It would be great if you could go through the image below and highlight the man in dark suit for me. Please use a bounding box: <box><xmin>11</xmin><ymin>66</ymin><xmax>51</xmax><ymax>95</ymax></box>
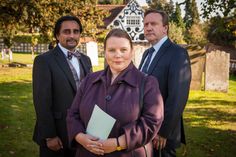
<box><xmin>32</xmin><ymin>15</ymin><xmax>92</xmax><ymax>157</ymax></box>
<box><xmin>139</xmin><ymin>10</ymin><xmax>191</xmax><ymax>157</ymax></box>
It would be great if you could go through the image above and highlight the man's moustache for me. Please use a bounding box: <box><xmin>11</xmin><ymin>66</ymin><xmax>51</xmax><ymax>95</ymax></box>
<box><xmin>66</xmin><ymin>39</ymin><xmax>77</xmax><ymax>42</ymax></box>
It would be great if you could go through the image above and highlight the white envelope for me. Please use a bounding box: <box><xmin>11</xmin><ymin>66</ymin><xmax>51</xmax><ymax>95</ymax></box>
<box><xmin>86</xmin><ymin>104</ymin><xmax>116</xmax><ymax>140</ymax></box>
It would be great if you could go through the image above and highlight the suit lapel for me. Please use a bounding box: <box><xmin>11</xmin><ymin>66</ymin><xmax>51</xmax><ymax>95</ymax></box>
<box><xmin>147</xmin><ymin>39</ymin><xmax>172</xmax><ymax>74</ymax></box>
<box><xmin>53</xmin><ymin>46</ymin><xmax>77</xmax><ymax>92</ymax></box>
<box><xmin>79</xmin><ymin>55</ymin><xmax>90</xmax><ymax>75</ymax></box>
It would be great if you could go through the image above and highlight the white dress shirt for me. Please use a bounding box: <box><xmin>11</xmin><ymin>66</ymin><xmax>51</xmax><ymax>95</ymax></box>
<box><xmin>141</xmin><ymin>36</ymin><xmax>168</xmax><ymax>70</ymax></box>
<box><xmin>58</xmin><ymin>43</ymin><xmax>80</xmax><ymax>79</ymax></box>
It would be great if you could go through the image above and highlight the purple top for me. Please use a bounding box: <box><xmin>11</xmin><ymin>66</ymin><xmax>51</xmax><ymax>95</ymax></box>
<box><xmin>67</xmin><ymin>63</ymin><xmax>163</xmax><ymax>157</ymax></box>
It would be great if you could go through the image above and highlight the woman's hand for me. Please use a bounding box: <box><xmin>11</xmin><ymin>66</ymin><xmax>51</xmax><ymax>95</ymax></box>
<box><xmin>99</xmin><ymin>138</ymin><xmax>117</xmax><ymax>153</ymax></box>
<box><xmin>75</xmin><ymin>133</ymin><xmax>104</xmax><ymax>155</ymax></box>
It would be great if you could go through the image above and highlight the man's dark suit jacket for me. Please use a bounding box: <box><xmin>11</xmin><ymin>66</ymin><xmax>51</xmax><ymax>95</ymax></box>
<box><xmin>32</xmin><ymin>45</ymin><xmax>92</xmax><ymax>148</ymax></box>
<box><xmin>139</xmin><ymin>38</ymin><xmax>191</xmax><ymax>148</ymax></box>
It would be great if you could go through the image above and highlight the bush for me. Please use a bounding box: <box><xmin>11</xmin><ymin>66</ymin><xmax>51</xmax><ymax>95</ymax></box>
<box><xmin>13</xmin><ymin>34</ymin><xmax>50</xmax><ymax>44</ymax></box>
<box><xmin>169</xmin><ymin>22</ymin><xmax>186</xmax><ymax>44</ymax></box>
<box><xmin>187</xmin><ymin>23</ymin><xmax>207</xmax><ymax>45</ymax></box>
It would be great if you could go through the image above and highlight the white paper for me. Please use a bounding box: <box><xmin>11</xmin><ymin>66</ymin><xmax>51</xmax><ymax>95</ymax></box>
<box><xmin>86</xmin><ymin>104</ymin><xmax>116</xmax><ymax>140</ymax></box>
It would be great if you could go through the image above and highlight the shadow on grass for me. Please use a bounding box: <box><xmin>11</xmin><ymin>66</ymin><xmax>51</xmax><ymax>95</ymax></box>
<box><xmin>186</xmin><ymin>108</ymin><xmax>236</xmax><ymax>123</ymax></box>
<box><xmin>178</xmin><ymin>124</ymin><xmax>236</xmax><ymax>157</ymax></box>
<box><xmin>230</xmin><ymin>75</ymin><xmax>236</xmax><ymax>81</ymax></box>
<box><xmin>0</xmin><ymin>81</ymin><xmax>38</xmax><ymax>157</ymax></box>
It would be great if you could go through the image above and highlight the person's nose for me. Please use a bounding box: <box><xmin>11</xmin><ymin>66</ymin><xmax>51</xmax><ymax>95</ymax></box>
<box><xmin>69</xmin><ymin>32</ymin><xmax>75</xmax><ymax>38</ymax></box>
<box><xmin>114</xmin><ymin>51</ymin><xmax>122</xmax><ymax>58</ymax></box>
<box><xmin>145</xmin><ymin>23</ymin><xmax>152</xmax><ymax>31</ymax></box>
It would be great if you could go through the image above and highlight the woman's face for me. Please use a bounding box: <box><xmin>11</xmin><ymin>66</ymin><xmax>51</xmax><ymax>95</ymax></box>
<box><xmin>105</xmin><ymin>37</ymin><xmax>133</xmax><ymax>75</ymax></box>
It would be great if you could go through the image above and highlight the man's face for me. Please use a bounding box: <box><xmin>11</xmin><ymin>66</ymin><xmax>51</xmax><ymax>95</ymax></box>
<box><xmin>56</xmin><ymin>20</ymin><xmax>81</xmax><ymax>51</ymax></box>
<box><xmin>144</xmin><ymin>13</ymin><xmax>168</xmax><ymax>45</ymax></box>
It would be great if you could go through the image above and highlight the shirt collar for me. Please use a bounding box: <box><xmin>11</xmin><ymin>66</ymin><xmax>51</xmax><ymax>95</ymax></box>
<box><xmin>58</xmin><ymin>43</ymin><xmax>73</xmax><ymax>57</ymax></box>
<box><xmin>152</xmin><ymin>36</ymin><xmax>168</xmax><ymax>52</ymax></box>
<box><xmin>92</xmin><ymin>62</ymin><xmax>138</xmax><ymax>88</ymax></box>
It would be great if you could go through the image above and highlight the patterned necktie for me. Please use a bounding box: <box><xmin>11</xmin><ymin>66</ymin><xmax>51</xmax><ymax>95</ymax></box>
<box><xmin>67</xmin><ymin>50</ymin><xmax>81</xmax><ymax>88</ymax></box>
<box><xmin>141</xmin><ymin>47</ymin><xmax>155</xmax><ymax>74</ymax></box>
<box><xmin>67</xmin><ymin>51</ymin><xmax>80</xmax><ymax>60</ymax></box>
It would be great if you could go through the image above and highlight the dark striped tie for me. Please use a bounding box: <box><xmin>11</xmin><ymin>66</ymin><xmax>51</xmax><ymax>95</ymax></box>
<box><xmin>141</xmin><ymin>47</ymin><xmax>155</xmax><ymax>74</ymax></box>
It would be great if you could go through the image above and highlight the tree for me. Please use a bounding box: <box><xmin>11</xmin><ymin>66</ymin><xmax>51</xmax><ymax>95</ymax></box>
<box><xmin>168</xmin><ymin>22</ymin><xmax>186</xmax><ymax>44</ymax></box>
<box><xmin>184</xmin><ymin>0</ymin><xmax>200</xmax><ymax>29</ymax></box>
<box><xmin>98</xmin><ymin>0</ymin><xmax>124</xmax><ymax>4</ymax></box>
<box><xmin>0</xmin><ymin>0</ymin><xmax>109</xmax><ymax>56</ymax></box>
<box><xmin>171</xmin><ymin>2</ymin><xmax>185</xmax><ymax>31</ymax></box>
<box><xmin>0</xmin><ymin>0</ymin><xmax>24</xmax><ymax>49</ymax></box>
<box><xmin>183</xmin><ymin>0</ymin><xmax>192</xmax><ymax>29</ymax></box>
<box><xmin>191</xmin><ymin>0</ymin><xmax>200</xmax><ymax>24</ymax></box>
<box><xmin>149</xmin><ymin>0</ymin><xmax>174</xmax><ymax>17</ymax></box>
<box><xmin>201</xmin><ymin>0</ymin><xmax>236</xmax><ymax>19</ymax></box>
<box><xmin>206</xmin><ymin>16</ymin><xmax>236</xmax><ymax>46</ymax></box>
<box><xmin>201</xmin><ymin>0</ymin><xmax>236</xmax><ymax>47</ymax></box>
<box><xmin>188</xmin><ymin>24</ymin><xmax>207</xmax><ymax>45</ymax></box>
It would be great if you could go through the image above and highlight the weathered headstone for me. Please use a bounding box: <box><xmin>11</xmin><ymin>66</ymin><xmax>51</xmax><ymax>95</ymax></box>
<box><xmin>133</xmin><ymin>44</ymin><xmax>148</xmax><ymax>67</ymax></box>
<box><xmin>205</xmin><ymin>50</ymin><xmax>230</xmax><ymax>92</ymax></box>
<box><xmin>86</xmin><ymin>41</ymin><xmax>98</xmax><ymax>66</ymax></box>
<box><xmin>132</xmin><ymin>43</ymin><xmax>151</xmax><ymax>67</ymax></box>
<box><xmin>1</xmin><ymin>49</ymin><xmax>5</xmax><ymax>59</ymax></box>
<box><xmin>8</xmin><ymin>49</ymin><xmax>13</xmax><ymax>61</ymax></box>
<box><xmin>186</xmin><ymin>45</ymin><xmax>205</xmax><ymax>90</ymax></box>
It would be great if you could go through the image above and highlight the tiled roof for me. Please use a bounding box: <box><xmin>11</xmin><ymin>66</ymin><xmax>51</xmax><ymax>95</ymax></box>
<box><xmin>97</xmin><ymin>5</ymin><xmax>125</xmax><ymax>27</ymax></box>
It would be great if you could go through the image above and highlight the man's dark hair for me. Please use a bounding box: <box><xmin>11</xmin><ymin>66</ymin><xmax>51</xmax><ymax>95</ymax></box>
<box><xmin>144</xmin><ymin>9</ymin><xmax>169</xmax><ymax>26</ymax></box>
<box><xmin>53</xmin><ymin>15</ymin><xmax>83</xmax><ymax>40</ymax></box>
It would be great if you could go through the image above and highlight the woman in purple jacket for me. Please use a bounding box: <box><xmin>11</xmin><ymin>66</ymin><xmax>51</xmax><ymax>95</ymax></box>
<box><xmin>67</xmin><ymin>28</ymin><xmax>163</xmax><ymax>157</ymax></box>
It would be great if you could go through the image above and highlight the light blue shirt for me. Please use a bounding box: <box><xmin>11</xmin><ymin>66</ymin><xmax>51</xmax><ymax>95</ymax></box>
<box><xmin>141</xmin><ymin>36</ymin><xmax>168</xmax><ymax>71</ymax></box>
<box><xmin>58</xmin><ymin>43</ymin><xmax>80</xmax><ymax>79</ymax></box>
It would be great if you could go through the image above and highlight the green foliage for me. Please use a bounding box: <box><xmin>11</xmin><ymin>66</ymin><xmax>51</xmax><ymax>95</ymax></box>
<box><xmin>184</xmin><ymin>0</ymin><xmax>200</xmax><ymax>29</ymax></box>
<box><xmin>149</xmin><ymin>0</ymin><xmax>175</xmax><ymax>17</ymax></box>
<box><xmin>201</xmin><ymin>0</ymin><xmax>236</xmax><ymax>47</ymax></box>
<box><xmin>206</xmin><ymin>16</ymin><xmax>236</xmax><ymax>46</ymax></box>
<box><xmin>0</xmin><ymin>0</ymin><xmax>22</xmax><ymax>48</ymax></box>
<box><xmin>13</xmin><ymin>34</ymin><xmax>49</xmax><ymax>44</ymax></box>
<box><xmin>168</xmin><ymin>22</ymin><xmax>186</xmax><ymax>44</ymax></box>
<box><xmin>171</xmin><ymin>2</ymin><xmax>185</xmax><ymax>31</ymax></box>
<box><xmin>0</xmin><ymin>0</ymin><xmax>109</xmax><ymax>45</ymax></box>
<box><xmin>186</xmin><ymin>23</ymin><xmax>207</xmax><ymax>45</ymax></box>
<box><xmin>201</xmin><ymin>0</ymin><xmax>236</xmax><ymax>19</ymax></box>
<box><xmin>98</xmin><ymin>0</ymin><xmax>124</xmax><ymax>4</ymax></box>
<box><xmin>191</xmin><ymin>0</ymin><xmax>200</xmax><ymax>24</ymax></box>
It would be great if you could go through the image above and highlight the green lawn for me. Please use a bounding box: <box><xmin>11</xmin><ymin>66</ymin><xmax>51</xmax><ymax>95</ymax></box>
<box><xmin>0</xmin><ymin>54</ymin><xmax>235</xmax><ymax>157</ymax></box>
<box><xmin>0</xmin><ymin>53</ymin><xmax>35</xmax><ymax>65</ymax></box>
<box><xmin>177</xmin><ymin>76</ymin><xmax>236</xmax><ymax>157</ymax></box>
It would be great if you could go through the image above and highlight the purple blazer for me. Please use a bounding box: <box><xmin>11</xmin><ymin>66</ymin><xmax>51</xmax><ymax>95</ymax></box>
<box><xmin>67</xmin><ymin>63</ymin><xmax>163</xmax><ymax>157</ymax></box>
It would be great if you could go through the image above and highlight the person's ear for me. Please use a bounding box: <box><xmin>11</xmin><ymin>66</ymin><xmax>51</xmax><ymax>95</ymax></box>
<box><xmin>163</xmin><ymin>25</ymin><xmax>168</xmax><ymax>34</ymax></box>
<box><xmin>131</xmin><ymin>48</ymin><xmax>134</xmax><ymax>57</ymax></box>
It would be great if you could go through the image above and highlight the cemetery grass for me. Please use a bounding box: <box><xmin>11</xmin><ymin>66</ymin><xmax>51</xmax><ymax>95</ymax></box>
<box><xmin>0</xmin><ymin>53</ymin><xmax>35</xmax><ymax>65</ymax></box>
<box><xmin>0</xmin><ymin>66</ymin><xmax>235</xmax><ymax>157</ymax></box>
<box><xmin>177</xmin><ymin>75</ymin><xmax>236</xmax><ymax>157</ymax></box>
<box><xmin>0</xmin><ymin>52</ymin><xmax>104</xmax><ymax>71</ymax></box>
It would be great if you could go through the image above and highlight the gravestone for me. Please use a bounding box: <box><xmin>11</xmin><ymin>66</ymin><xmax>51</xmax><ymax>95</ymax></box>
<box><xmin>1</xmin><ymin>49</ymin><xmax>5</xmax><ymax>59</ymax></box>
<box><xmin>132</xmin><ymin>43</ymin><xmax>151</xmax><ymax>67</ymax></box>
<box><xmin>186</xmin><ymin>45</ymin><xmax>205</xmax><ymax>90</ymax></box>
<box><xmin>205</xmin><ymin>50</ymin><xmax>230</xmax><ymax>92</ymax></box>
<box><xmin>86</xmin><ymin>41</ymin><xmax>98</xmax><ymax>66</ymax></box>
<box><xmin>133</xmin><ymin>45</ymin><xmax>148</xmax><ymax>67</ymax></box>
